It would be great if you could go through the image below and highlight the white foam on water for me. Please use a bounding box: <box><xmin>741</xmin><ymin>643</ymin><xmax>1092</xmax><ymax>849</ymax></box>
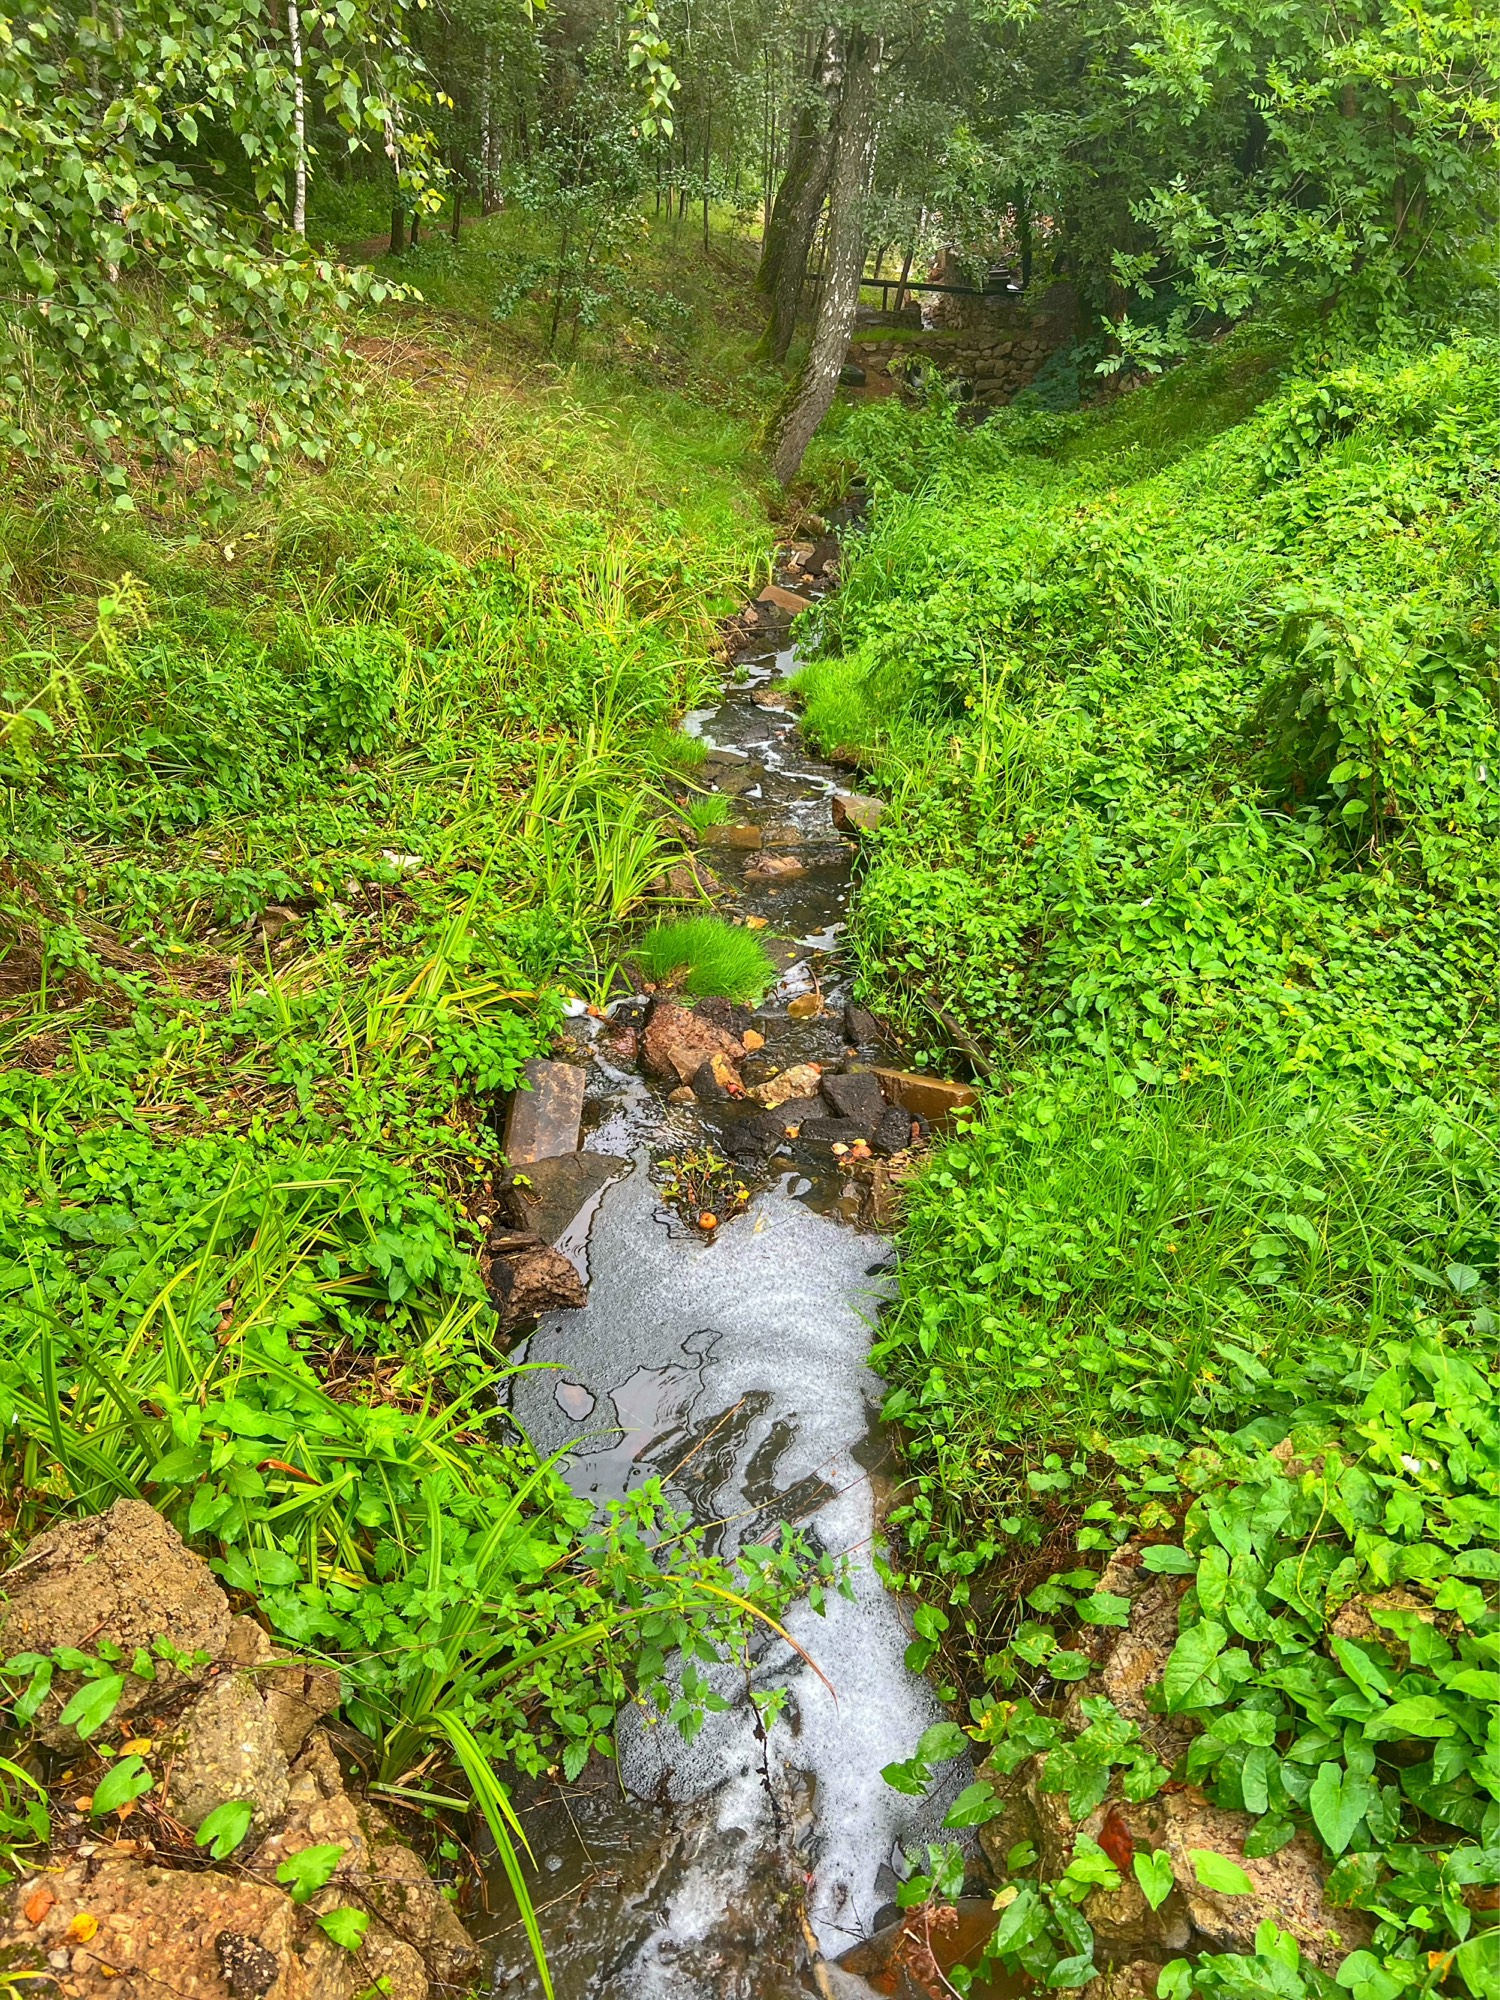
<box><xmin>511</xmin><ymin>1160</ymin><xmax>961</xmax><ymax>1986</ymax></box>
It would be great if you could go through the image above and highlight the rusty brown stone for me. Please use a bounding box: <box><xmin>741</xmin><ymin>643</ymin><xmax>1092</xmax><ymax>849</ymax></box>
<box><xmin>870</xmin><ymin>1067</ymin><xmax>979</xmax><ymax>1131</ymax></box>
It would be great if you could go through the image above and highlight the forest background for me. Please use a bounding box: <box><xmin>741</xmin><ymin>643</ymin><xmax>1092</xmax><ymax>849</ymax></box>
<box><xmin>0</xmin><ymin>0</ymin><xmax>1497</xmax><ymax>1995</ymax></box>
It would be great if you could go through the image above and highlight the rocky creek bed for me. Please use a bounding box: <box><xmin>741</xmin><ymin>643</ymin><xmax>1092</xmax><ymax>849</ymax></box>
<box><xmin>478</xmin><ymin>544</ymin><xmax>996</xmax><ymax>1997</ymax></box>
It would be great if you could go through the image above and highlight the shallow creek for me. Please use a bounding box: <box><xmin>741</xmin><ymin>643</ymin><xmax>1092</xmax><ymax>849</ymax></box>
<box><xmin>479</xmin><ymin>573</ymin><xmax>976</xmax><ymax>1997</ymax></box>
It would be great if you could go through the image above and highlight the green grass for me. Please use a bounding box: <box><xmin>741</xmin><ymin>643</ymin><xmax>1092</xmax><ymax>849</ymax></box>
<box><xmin>0</xmin><ymin>235</ymin><xmax>795</xmax><ymax>1975</ymax></box>
<box><xmin>633</xmin><ymin>916</ymin><xmax>776</xmax><ymax>1001</ymax></box>
<box><xmin>803</xmin><ymin>321</ymin><xmax>1500</xmax><ymax>1991</ymax></box>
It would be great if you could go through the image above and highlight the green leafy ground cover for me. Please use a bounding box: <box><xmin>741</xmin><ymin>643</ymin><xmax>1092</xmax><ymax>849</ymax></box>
<box><xmin>798</xmin><ymin>327</ymin><xmax>1500</xmax><ymax>1994</ymax></box>
<box><xmin>0</xmin><ymin>287</ymin><xmax>809</xmax><ymax>1924</ymax></box>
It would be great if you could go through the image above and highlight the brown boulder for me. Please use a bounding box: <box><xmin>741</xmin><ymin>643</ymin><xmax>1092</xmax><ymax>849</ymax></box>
<box><xmin>252</xmin><ymin>1733</ymin><xmax>482</xmax><ymax>1993</ymax></box>
<box><xmin>0</xmin><ymin>1498</ymin><xmax>230</xmax><ymax>1743</ymax></box>
<box><xmin>640</xmin><ymin>1002</ymin><xmax>746</xmax><ymax>1087</ymax></box>
<box><xmin>488</xmin><ymin>1243</ymin><xmax>587</xmax><ymax>1325</ymax></box>
<box><xmin>831</xmin><ymin>792</ymin><xmax>886</xmax><ymax>836</ymax></box>
<box><xmin>164</xmin><ymin>1670</ymin><xmax>290</xmax><ymax>1833</ymax></box>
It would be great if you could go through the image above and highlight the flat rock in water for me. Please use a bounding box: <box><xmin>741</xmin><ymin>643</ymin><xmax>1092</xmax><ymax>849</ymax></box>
<box><xmin>489</xmin><ymin>1244</ymin><xmax>588</xmax><ymax>1325</ymax></box>
<box><xmin>750</xmin><ymin>1062</ymin><xmax>823</xmax><ymax>1108</ymax></box>
<box><xmin>501</xmin><ymin>1151</ymin><xmax>629</xmax><ymax>1245</ymax></box>
<box><xmin>704</xmin><ymin>821</ymin><xmax>763</xmax><ymax>849</ymax></box>
<box><xmin>821</xmin><ymin>1069</ymin><xmax>886</xmax><ymax>1128</ymax></box>
<box><xmin>872</xmin><ymin>1065</ymin><xmax>978</xmax><ymax>1131</ymax></box>
<box><xmin>831</xmin><ymin>791</ymin><xmax>886</xmax><ymax>835</ymax></box>
<box><xmin>767</xmin><ymin>1093</ymin><xmax>825</xmax><ymax>1132</ymax></box>
<box><xmin>641</xmin><ymin>1001</ymin><xmax>746</xmax><ymax>1086</ymax></box>
<box><xmin>745</xmin><ymin>852</ymin><xmax>807</xmax><ymax>882</ymax></box>
<box><xmin>757</xmin><ymin>582</ymin><xmax>814</xmax><ymax>616</ymax></box>
<box><xmin>503</xmin><ymin>1057</ymin><xmax>586</xmax><ymax>1164</ymax></box>
<box><xmin>721</xmin><ymin>1109</ymin><xmax>788</xmax><ymax>1164</ymax></box>
<box><xmin>798</xmin><ymin>1116</ymin><xmax>868</xmax><ymax>1148</ymax></box>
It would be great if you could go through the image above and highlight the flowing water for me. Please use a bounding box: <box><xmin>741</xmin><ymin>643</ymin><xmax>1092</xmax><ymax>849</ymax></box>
<box><xmin>479</xmin><ymin>570</ymin><xmax>980</xmax><ymax>1998</ymax></box>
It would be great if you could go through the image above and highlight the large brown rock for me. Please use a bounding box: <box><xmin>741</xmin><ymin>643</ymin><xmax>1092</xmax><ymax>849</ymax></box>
<box><xmin>502</xmin><ymin>1058</ymin><xmax>586</xmax><ymax>1165</ymax></box>
<box><xmin>4</xmin><ymin>1854</ymin><xmax>307</xmax><ymax>2000</ymax></box>
<box><xmin>0</xmin><ymin>1498</ymin><xmax>231</xmax><ymax>1742</ymax></box>
<box><xmin>500</xmin><ymin>1151</ymin><xmax>629</xmax><ymax>1247</ymax></box>
<box><xmin>165</xmin><ymin>1670</ymin><xmax>291</xmax><ymax>1833</ymax></box>
<box><xmin>640</xmin><ymin>1002</ymin><xmax>746</xmax><ymax>1087</ymax></box>
<box><xmin>870</xmin><ymin>1066</ymin><xmax>978</xmax><ymax>1133</ymax></box>
<box><xmin>488</xmin><ymin>1242</ymin><xmax>588</xmax><ymax>1325</ymax></box>
<box><xmin>252</xmin><ymin>1733</ymin><xmax>482</xmax><ymax>1993</ymax></box>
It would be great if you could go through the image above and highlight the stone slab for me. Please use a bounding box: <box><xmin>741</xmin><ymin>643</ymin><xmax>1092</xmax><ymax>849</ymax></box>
<box><xmin>501</xmin><ymin>1150</ymin><xmax>629</xmax><ymax>1245</ymax></box>
<box><xmin>871</xmin><ymin>1065</ymin><xmax>979</xmax><ymax>1132</ymax></box>
<box><xmin>503</xmin><ymin>1058</ymin><xmax>586</xmax><ymax>1164</ymax></box>
<box><xmin>757</xmin><ymin>583</ymin><xmax>814</xmax><ymax>616</ymax></box>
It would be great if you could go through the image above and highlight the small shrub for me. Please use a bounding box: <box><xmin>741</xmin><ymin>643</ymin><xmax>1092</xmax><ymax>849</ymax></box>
<box><xmin>634</xmin><ymin>918</ymin><xmax>775</xmax><ymax>1002</ymax></box>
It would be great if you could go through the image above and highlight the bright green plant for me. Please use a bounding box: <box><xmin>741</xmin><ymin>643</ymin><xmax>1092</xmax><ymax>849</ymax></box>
<box><xmin>634</xmin><ymin>916</ymin><xmax>777</xmax><ymax>1001</ymax></box>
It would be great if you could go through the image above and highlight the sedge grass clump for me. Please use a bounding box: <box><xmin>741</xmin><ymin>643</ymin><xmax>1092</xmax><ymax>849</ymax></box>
<box><xmin>634</xmin><ymin>917</ymin><xmax>775</xmax><ymax>1002</ymax></box>
<box><xmin>683</xmin><ymin>793</ymin><xmax>731</xmax><ymax>834</ymax></box>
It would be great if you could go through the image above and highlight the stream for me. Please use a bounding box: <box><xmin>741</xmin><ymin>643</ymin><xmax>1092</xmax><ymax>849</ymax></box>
<box><xmin>479</xmin><ymin>553</ymin><xmax>978</xmax><ymax>1998</ymax></box>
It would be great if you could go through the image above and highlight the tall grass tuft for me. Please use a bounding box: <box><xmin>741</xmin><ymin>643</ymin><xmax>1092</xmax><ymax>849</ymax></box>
<box><xmin>634</xmin><ymin>917</ymin><xmax>776</xmax><ymax>1002</ymax></box>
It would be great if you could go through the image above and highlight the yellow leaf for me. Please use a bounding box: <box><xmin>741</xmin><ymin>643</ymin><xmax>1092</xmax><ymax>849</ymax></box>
<box><xmin>67</xmin><ymin>1913</ymin><xmax>100</xmax><ymax>1943</ymax></box>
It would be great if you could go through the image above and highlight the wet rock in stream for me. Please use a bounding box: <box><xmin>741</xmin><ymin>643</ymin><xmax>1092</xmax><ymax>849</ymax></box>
<box><xmin>641</xmin><ymin>1001</ymin><xmax>747</xmax><ymax>1087</ymax></box>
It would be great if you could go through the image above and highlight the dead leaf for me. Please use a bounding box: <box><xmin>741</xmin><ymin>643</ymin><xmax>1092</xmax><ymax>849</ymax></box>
<box><xmin>67</xmin><ymin>1913</ymin><xmax>100</xmax><ymax>1943</ymax></box>
<box><xmin>118</xmin><ymin>1739</ymin><xmax>152</xmax><ymax>1757</ymax></box>
<box><xmin>744</xmin><ymin>916</ymin><xmax>768</xmax><ymax>931</ymax></box>
<box><xmin>23</xmin><ymin>1886</ymin><xmax>55</xmax><ymax>1926</ymax></box>
<box><xmin>787</xmin><ymin>993</ymin><xmax>821</xmax><ymax>1019</ymax></box>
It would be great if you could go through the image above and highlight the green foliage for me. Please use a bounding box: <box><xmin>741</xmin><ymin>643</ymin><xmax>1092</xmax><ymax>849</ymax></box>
<box><xmin>0</xmin><ymin>310</ymin><xmax>775</xmax><ymax>1990</ymax></box>
<box><xmin>836</xmin><ymin>326</ymin><xmax>1500</xmax><ymax>1998</ymax></box>
<box><xmin>938</xmin><ymin>1339</ymin><xmax>1500</xmax><ymax>1998</ymax></box>
<box><xmin>634</xmin><ymin>917</ymin><xmax>776</xmax><ymax>1001</ymax></box>
<box><xmin>0</xmin><ymin>0</ymin><xmax>431</xmax><ymax>485</ymax></box>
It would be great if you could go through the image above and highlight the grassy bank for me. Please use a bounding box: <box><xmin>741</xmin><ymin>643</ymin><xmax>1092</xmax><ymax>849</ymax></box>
<box><xmin>0</xmin><ymin>253</ymin><xmax>790</xmax><ymax>1919</ymax></box>
<box><xmin>798</xmin><ymin>324</ymin><xmax>1500</xmax><ymax>1993</ymax></box>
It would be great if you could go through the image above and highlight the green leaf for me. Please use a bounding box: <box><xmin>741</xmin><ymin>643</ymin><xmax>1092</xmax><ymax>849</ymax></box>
<box><xmin>1365</xmin><ymin>1696</ymin><xmax>1458</xmax><ymax>1740</ymax></box>
<box><xmin>196</xmin><ymin>1800</ymin><xmax>255</xmax><ymax>1860</ymax></box>
<box><xmin>944</xmin><ymin>1781</ymin><xmax>1003</xmax><ymax>1829</ymax></box>
<box><xmin>1190</xmin><ymin>1848</ymin><xmax>1253</xmax><ymax>1895</ymax></box>
<box><xmin>915</xmin><ymin>1722</ymin><xmax>968</xmax><ymax>1764</ymax></box>
<box><xmin>57</xmin><ymin>1674</ymin><xmax>125</xmax><ymax>1740</ymax></box>
<box><xmin>317</xmin><ymin>1907</ymin><xmax>369</xmax><ymax>1951</ymax></box>
<box><xmin>1308</xmin><ymin>1762</ymin><xmax>1372</xmax><ymax>1856</ymax></box>
<box><xmin>1133</xmin><ymin>1849</ymin><xmax>1175</xmax><ymax>1911</ymax></box>
<box><xmin>1140</xmin><ymin>1546</ymin><xmax>1197</xmax><ymax>1575</ymax></box>
<box><xmin>1047</xmin><ymin>1952</ymin><xmax>1096</xmax><ymax>1988</ymax></box>
<box><xmin>1076</xmin><ymin>1592</ymin><xmax>1132</xmax><ymax>1627</ymax></box>
<box><xmin>90</xmin><ymin>1755</ymin><xmax>153</xmax><ymax>1815</ymax></box>
<box><xmin>1163</xmin><ymin>1621</ymin><xmax>1227</xmax><ymax>1710</ymax></box>
<box><xmin>276</xmin><ymin>1843</ymin><xmax>346</xmax><ymax>1903</ymax></box>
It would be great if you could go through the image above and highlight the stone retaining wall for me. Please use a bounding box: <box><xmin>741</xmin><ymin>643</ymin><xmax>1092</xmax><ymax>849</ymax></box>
<box><xmin>848</xmin><ymin>281</ymin><xmax>1077</xmax><ymax>406</ymax></box>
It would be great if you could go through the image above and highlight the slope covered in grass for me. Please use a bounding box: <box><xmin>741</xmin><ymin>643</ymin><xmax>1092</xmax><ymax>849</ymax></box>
<box><xmin>0</xmin><ymin>297</ymin><xmax>785</xmax><ymax>1882</ymax></box>
<box><xmin>798</xmin><ymin>327</ymin><xmax>1500</xmax><ymax>1990</ymax></box>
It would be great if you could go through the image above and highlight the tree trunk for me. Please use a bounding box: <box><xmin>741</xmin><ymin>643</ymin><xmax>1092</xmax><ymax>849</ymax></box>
<box><xmin>757</xmin><ymin>25</ymin><xmax>834</xmax><ymax>297</ymax></box>
<box><xmin>893</xmin><ymin>237</ymin><xmax>915</xmax><ymax>312</ymax></box>
<box><xmin>451</xmin><ymin>184</ymin><xmax>462</xmax><ymax>239</ymax></box>
<box><xmin>288</xmin><ymin>0</ymin><xmax>307</xmax><ymax>234</ymax></box>
<box><xmin>765</xmin><ymin>115</ymin><xmax>834</xmax><ymax>362</ymax></box>
<box><xmin>768</xmin><ymin>28</ymin><xmax>880</xmax><ymax>484</ymax></box>
<box><xmin>702</xmin><ymin>107</ymin><xmax>711</xmax><ymax>253</ymax></box>
<box><xmin>389</xmin><ymin>203</ymin><xmax>405</xmax><ymax>255</ymax></box>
